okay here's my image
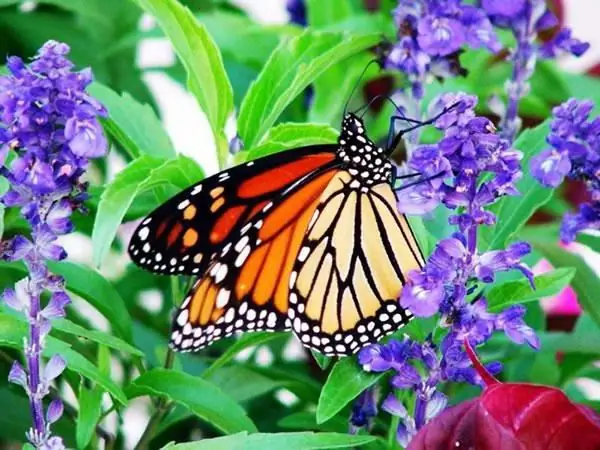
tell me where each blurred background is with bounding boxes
[2,0,600,447]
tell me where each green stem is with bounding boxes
[215,131,229,171]
[171,276,181,306]
[388,414,400,449]
[133,350,175,450]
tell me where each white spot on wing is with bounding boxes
[138,227,150,240]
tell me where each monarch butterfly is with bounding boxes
[128,104,452,356]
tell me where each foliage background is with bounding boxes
[1,0,600,449]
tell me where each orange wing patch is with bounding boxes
[169,168,340,351]
[237,153,336,198]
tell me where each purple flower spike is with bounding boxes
[483,0,589,142]
[0,40,106,447]
[383,0,501,148]
[530,99,600,242]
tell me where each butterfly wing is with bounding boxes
[288,171,425,356]
[169,165,342,351]
[128,146,337,276]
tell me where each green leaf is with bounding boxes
[76,346,108,449]
[531,242,600,327]
[199,10,300,70]
[132,0,233,166]
[77,385,103,449]
[206,366,281,402]
[305,0,372,127]
[487,268,575,312]
[50,261,134,343]
[0,307,140,356]
[309,57,373,127]
[53,318,142,356]
[0,315,127,404]
[312,350,332,370]
[0,261,134,344]
[162,431,376,450]
[88,83,174,159]
[92,155,204,266]
[278,412,347,433]
[481,121,553,250]
[237,122,338,162]
[317,357,384,424]
[307,0,355,27]
[238,30,380,148]
[126,368,257,434]
[202,332,285,378]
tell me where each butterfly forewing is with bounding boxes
[128,146,337,276]
[169,164,342,351]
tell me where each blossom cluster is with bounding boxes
[353,93,538,444]
[482,0,589,141]
[385,0,500,101]
[0,41,107,448]
[531,99,600,242]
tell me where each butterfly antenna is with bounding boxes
[354,94,403,118]
[342,58,382,118]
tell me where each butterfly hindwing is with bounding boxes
[288,171,425,356]
[169,165,342,351]
[128,146,338,276]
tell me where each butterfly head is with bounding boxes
[338,113,393,185]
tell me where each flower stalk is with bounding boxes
[0,41,107,448]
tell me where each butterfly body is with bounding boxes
[129,113,424,356]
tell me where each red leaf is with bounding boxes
[408,342,600,450]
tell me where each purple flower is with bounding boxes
[359,339,451,444]
[286,0,306,26]
[0,41,106,447]
[530,99,600,242]
[8,361,27,388]
[481,0,526,20]
[530,148,571,188]
[541,28,590,58]
[561,204,600,243]
[496,305,540,349]
[482,1,589,141]
[46,399,63,425]
[375,92,538,448]
[382,395,417,447]
[349,388,378,433]
[401,270,446,317]
[418,16,466,56]
[384,0,500,149]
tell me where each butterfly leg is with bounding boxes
[386,114,428,151]
[394,171,446,192]
[387,102,462,153]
